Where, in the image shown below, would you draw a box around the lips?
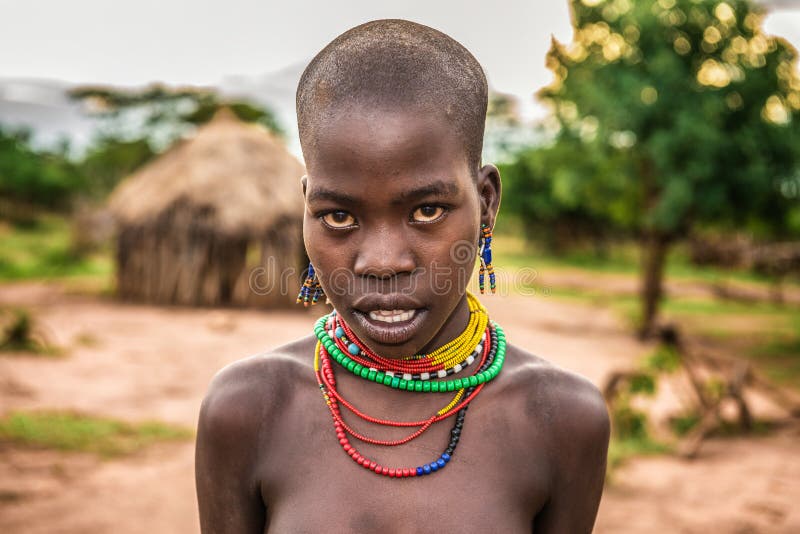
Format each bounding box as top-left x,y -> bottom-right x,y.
351,308 -> 427,346
350,294 -> 427,346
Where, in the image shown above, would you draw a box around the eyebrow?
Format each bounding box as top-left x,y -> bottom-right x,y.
306,187 -> 361,206
394,180 -> 460,205
306,180 -> 460,207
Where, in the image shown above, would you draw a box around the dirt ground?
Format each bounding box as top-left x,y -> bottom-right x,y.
0,282 -> 798,533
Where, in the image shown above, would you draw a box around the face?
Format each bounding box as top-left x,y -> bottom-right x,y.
302,105 -> 500,359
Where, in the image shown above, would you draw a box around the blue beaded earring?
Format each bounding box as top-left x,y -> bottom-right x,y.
478,223 -> 496,294
296,263 -> 325,306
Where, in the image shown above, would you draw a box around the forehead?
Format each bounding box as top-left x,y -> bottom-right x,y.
304,105 -> 471,191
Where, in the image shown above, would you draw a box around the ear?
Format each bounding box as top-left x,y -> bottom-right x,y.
477,164 -> 502,229
301,175 -> 308,197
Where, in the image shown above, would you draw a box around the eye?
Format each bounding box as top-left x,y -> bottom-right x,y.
411,205 -> 447,223
321,210 -> 357,229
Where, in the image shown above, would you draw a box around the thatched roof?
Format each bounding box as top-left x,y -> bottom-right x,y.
109,109 -> 305,236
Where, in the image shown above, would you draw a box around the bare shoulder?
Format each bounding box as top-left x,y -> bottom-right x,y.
195,334 -> 321,530
499,349 -> 609,529
499,342 -> 610,451
196,334 -> 318,453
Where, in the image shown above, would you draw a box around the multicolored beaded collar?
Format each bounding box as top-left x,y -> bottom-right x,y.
313,292 -> 507,478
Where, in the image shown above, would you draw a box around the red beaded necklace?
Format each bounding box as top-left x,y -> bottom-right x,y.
313,311 -> 501,478
331,312 -> 484,374
331,315 -> 488,377
316,339 -> 489,446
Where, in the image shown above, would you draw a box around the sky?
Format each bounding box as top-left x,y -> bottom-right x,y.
1,0 -> 799,121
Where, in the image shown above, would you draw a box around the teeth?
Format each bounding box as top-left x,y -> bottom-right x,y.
368,309 -> 416,323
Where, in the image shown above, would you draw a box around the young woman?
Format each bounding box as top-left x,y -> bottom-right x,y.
196,19 -> 609,533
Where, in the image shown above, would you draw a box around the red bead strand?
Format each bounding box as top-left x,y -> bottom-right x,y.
318,341 -> 489,427
333,315 -> 487,374
315,341 -> 489,446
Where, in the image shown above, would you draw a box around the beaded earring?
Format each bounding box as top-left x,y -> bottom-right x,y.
478,223 -> 496,294
296,262 -> 325,306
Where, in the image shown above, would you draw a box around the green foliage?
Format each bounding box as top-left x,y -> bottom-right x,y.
67,84 -> 285,196
704,376 -> 727,402
185,99 -> 284,137
535,0 -> 800,238
79,136 -> 154,197
513,0 -> 800,333
747,317 -> 800,386
0,309 -> 42,353
612,403 -> 650,440
0,127 -> 85,211
0,305 -> 67,356
607,435 -> 671,471
669,412 -> 700,436
70,83 -> 284,149
499,135 -> 633,250
609,358 -> 659,445
628,372 -> 657,394
608,385 -> 671,471
670,410 -> 774,437
643,344 -> 682,373
0,411 -> 192,457
0,214 -> 112,280
0,307 -> 65,356
494,232 -> 794,285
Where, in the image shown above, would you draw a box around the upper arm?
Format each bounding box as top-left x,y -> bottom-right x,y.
533,374 -> 610,534
195,360 -> 268,534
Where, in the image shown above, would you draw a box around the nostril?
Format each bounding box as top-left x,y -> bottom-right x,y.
361,266 -> 404,279
353,247 -> 416,278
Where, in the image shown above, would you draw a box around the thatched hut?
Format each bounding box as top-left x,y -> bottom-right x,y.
109,109 -> 305,308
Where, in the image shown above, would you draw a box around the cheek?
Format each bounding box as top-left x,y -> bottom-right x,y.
303,218 -> 332,271
420,222 -> 479,294
441,192 -> 482,267
302,216 -> 317,259
440,208 -> 481,265
303,220 -> 354,295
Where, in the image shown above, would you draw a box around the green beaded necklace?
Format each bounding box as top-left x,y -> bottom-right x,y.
313,315 -> 507,392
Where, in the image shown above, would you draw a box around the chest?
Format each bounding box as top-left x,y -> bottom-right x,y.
259,390 -> 551,534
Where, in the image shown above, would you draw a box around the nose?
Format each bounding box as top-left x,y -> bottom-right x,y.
353,223 -> 416,279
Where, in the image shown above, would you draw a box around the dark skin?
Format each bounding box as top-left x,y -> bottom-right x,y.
195,104 -> 610,533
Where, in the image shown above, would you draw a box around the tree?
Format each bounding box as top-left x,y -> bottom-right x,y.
69,84 -> 284,196
537,0 -> 800,336
70,84 -> 283,145
500,131 -> 633,254
79,136 -> 154,198
0,127 -> 84,215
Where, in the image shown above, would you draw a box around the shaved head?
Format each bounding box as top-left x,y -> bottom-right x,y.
296,19 -> 489,173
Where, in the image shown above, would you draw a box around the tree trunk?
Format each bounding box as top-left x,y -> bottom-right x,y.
639,231 -> 671,339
